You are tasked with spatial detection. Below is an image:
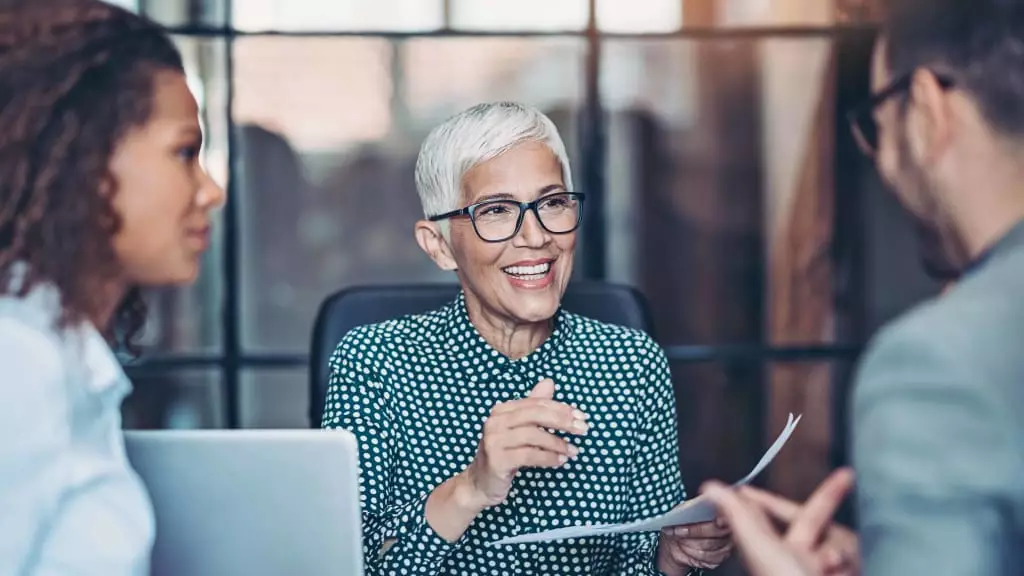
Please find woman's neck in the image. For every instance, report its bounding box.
[464,294,552,360]
[90,279,127,335]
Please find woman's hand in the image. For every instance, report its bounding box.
[657,518,734,574]
[426,378,587,542]
[460,378,588,509]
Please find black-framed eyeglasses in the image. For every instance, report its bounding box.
[847,71,955,156]
[429,192,586,243]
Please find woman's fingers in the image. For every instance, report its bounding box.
[527,378,555,399]
[504,446,572,470]
[498,426,578,458]
[494,401,590,436]
[671,519,732,539]
[665,539,733,570]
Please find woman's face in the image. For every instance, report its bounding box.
[108,69,225,287]
[445,142,577,325]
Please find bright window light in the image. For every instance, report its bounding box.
[597,0,683,33]
[233,0,444,32]
[450,0,589,31]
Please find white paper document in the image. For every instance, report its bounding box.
[489,413,802,546]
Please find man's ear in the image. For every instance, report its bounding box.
[415,220,458,271]
[906,69,953,165]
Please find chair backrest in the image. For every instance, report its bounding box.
[308,282,655,427]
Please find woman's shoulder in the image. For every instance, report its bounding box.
[0,294,69,408]
[0,285,66,356]
[329,306,450,365]
[0,278,62,331]
[562,311,665,362]
[563,311,659,348]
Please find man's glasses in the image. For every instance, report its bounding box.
[429,192,586,243]
[847,71,955,156]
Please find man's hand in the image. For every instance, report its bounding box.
[700,468,857,576]
[739,482,859,575]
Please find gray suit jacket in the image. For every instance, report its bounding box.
[852,221,1024,575]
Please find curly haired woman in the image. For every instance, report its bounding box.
[0,1,224,573]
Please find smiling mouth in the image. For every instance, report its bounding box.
[501,261,552,280]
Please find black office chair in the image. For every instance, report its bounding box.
[308,282,655,427]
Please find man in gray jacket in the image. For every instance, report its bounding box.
[700,0,1024,574]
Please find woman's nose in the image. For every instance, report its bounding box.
[513,208,551,247]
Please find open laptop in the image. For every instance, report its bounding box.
[124,429,364,576]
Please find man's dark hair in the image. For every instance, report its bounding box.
[884,0,1024,137]
[0,0,183,352]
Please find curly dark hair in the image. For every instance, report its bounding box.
[0,0,184,353]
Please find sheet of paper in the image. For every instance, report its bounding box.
[489,413,802,546]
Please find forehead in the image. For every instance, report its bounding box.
[147,69,199,125]
[461,142,564,202]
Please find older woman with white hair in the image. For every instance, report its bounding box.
[322,102,732,575]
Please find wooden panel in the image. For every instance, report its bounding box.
[765,45,839,500]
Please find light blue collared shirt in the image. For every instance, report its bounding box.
[0,280,154,575]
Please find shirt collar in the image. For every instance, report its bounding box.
[962,217,1024,278]
[77,321,126,394]
[443,291,572,377]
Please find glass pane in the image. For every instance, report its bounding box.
[234,37,585,353]
[240,369,309,428]
[102,0,139,11]
[671,358,850,504]
[139,0,227,28]
[138,37,228,354]
[232,0,443,32]
[715,0,835,26]
[602,37,844,345]
[449,0,588,31]
[597,0,682,32]
[122,369,224,429]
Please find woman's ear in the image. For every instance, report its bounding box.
[414,220,458,271]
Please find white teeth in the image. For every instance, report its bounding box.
[503,262,551,276]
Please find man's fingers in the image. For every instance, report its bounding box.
[739,485,802,524]
[786,467,855,548]
[701,482,777,554]
[818,547,847,572]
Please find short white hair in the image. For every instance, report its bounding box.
[414,102,574,219]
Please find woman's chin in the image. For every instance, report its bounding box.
[502,289,562,324]
[131,260,201,288]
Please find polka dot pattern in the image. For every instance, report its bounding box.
[322,292,693,575]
